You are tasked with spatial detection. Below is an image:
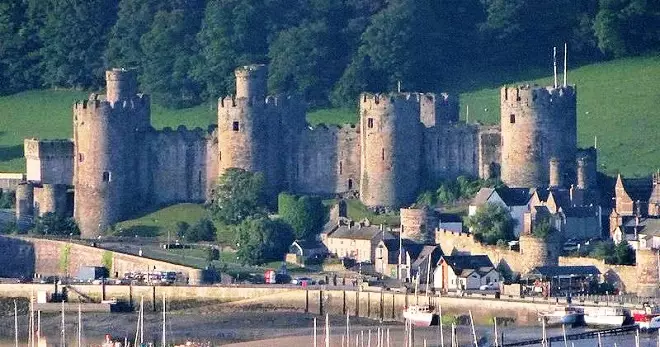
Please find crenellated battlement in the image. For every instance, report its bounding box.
[305,123,360,135]
[23,138,74,159]
[360,92,421,110]
[73,93,149,113]
[501,84,576,109]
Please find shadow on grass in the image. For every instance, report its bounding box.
[114,225,160,237]
[0,145,23,162]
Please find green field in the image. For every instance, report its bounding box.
[0,55,657,176]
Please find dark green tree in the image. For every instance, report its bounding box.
[464,203,516,245]
[139,6,203,108]
[531,216,556,240]
[205,246,220,262]
[105,0,163,68]
[589,240,616,263]
[175,221,190,240]
[185,218,216,243]
[208,168,268,225]
[234,217,294,266]
[613,240,635,265]
[39,0,118,89]
[594,0,660,57]
[277,193,326,240]
[33,213,80,236]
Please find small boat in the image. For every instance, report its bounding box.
[582,306,627,327]
[632,305,660,330]
[538,305,583,325]
[403,304,439,327]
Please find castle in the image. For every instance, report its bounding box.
[16,64,591,239]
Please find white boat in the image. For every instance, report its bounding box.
[403,305,438,326]
[583,306,627,327]
[539,305,583,325]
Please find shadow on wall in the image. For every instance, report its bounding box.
[603,269,625,293]
[0,236,35,277]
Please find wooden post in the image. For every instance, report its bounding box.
[391,294,395,320]
[319,290,324,316]
[343,290,347,315]
[367,292,371,318]
[305,289,309,313]
[152,286,156,312]
[356,291,360,317]
[380,291,384,321]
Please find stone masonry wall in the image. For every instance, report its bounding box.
[24,139,74,185]
[558,256,639,294]
[423,124,479,182]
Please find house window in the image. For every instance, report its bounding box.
[510,114,516,124]
[348,178,353,190]
[367,118,374,128]
[102,171,111,182]
[232,121,240,131]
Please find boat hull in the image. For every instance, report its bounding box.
[403,311,438,327]
[584,314,626,327]
[539,313,580,326]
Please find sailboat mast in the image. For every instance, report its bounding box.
[140,297,144,345]
[78,303,82,347]
[14,300,18,347]
[61,300,66,347]
[162,294,166,347]
[425,253,432,299]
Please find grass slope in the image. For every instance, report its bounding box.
[462,54,660,177]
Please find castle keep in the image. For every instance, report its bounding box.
[20,64,589,238]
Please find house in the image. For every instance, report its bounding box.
[322,220,393,263]
[526,188,602,240]
[433,255,499,291]
[286,240,328,266]
[469,187,533,237]
[609,174,655,233]
[612,217,660,250]
[374,238,442,282]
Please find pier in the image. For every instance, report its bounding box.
[500,325,639,346]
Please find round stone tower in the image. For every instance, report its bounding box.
[15,182,34,222]
[400,207,437,243]
[35,184,68,217]
[636,248,659,297]
[576,148,597,189]
[217,65,269,178]
[359,93,422,208]
[500,85,577,188]
[548,157,563,188]
[518,234,561,273]
[74,69,150,238]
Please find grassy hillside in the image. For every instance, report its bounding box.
[0,55,657,176]
[459,54,660,177]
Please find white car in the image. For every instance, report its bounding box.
[479,283,498,291]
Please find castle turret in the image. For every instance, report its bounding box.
[234,64,267,100]
[74,69,150,238]
[636,248,660,297]
[400,207,437,243]
[500,85,577,188]
[576,148,597,190]
[15,182,34,229]
[518,233,561,273]
[359,93,422,208]
[106,69,138,104]
[549,157,563,188]
[34,184,68,217]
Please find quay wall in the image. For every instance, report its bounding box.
[558,256,639,294]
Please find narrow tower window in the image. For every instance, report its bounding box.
[232,121,240,131]
[102,171,111,182]
[509,114,516,124]
[381,148,385,160]
[367,118,374,128]
[339,161,343,175]
[219,151,222,161]
[348,179,353,190]
[78,153,84,162]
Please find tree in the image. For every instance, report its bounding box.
[39,0,118,89]
[139,6,203,108]
[33,213,80,236]
[205,246,220,262]
[234,217,294,266]
[105,0,163,68]
[277,193,326,240]
[594,0,660,57]
[531,217,556,239]
[464,203,516,245]
[589,240,616,263]
[185,218,216,243]
[208,168,268,225]
[175,221,190,240]
[613,240,635,265]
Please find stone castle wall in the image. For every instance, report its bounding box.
[294,124,360,194]
[435,230,560,274]
[478,126,502,179]
[400,208,437,243]
[33,184,68,217]
[423,124,478,182]
[24,139,74,185]
[500,85,577,188]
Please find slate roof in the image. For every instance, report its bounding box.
[379,239,441,266]
[292,239,326,250]
[472,188,495,205]
[525,265,600,278]
[620,176,653,202]
[562,206,599,218]
[472,187,533,207]
[440,255,494,277]
[328,223,387,240]
[622,217,660,236]
[438,213,463,223]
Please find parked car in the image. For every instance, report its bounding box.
[479,283,499,291]
[291,277,315,285]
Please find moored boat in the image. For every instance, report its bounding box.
[632,305,660,330]
[403,305,439,327]
[538,305,583,325]
[582,306,627,327]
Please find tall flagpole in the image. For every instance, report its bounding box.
[563,42,568,87]
[553,46,558,88]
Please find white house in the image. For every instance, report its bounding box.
[469,187,533,237]
[433,255,500,291]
